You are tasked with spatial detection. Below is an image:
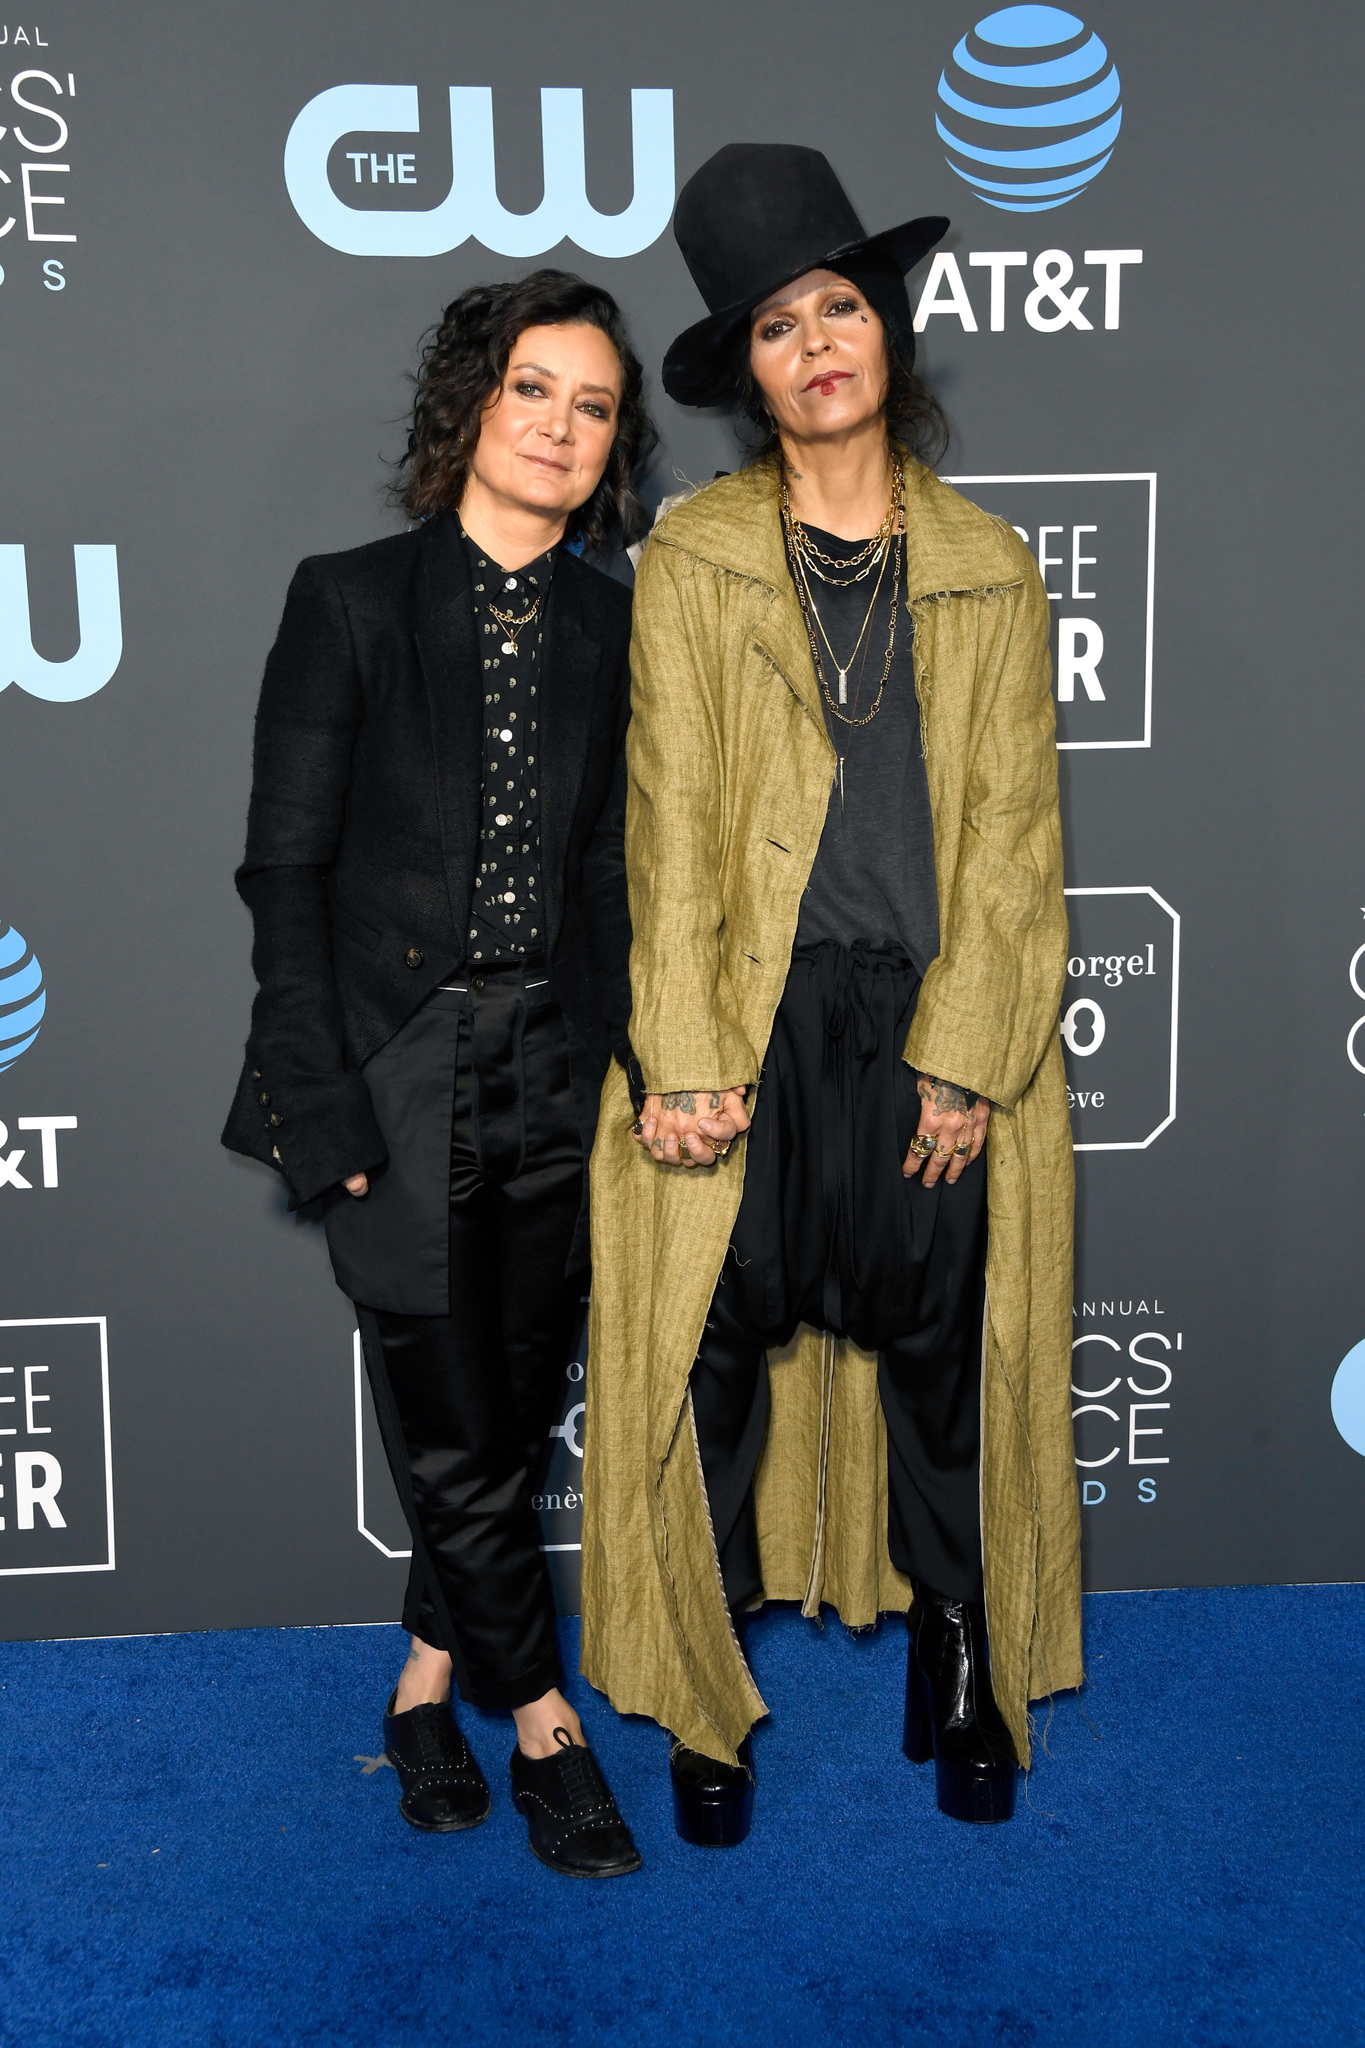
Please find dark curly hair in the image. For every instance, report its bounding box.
[392,270,655,549]
[733,329,949,471]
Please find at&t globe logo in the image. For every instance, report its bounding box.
[0,924,44,1073]
[937,4,1122,212]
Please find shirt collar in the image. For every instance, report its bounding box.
[458,518,557,597]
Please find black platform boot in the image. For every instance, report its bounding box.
[670,1735,755,1847]
[903,1587,1018,1824]
[382,1691,492,1833]
[509,1728,642,1878]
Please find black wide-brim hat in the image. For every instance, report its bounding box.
[662,143,948,409]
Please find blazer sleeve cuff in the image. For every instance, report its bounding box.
[221,1060,388,1208]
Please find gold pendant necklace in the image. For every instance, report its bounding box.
[783,460,905,734]
[781,461,905,700]
[489,594,542,657]
[795,533,893,704]
[790,527,904,747]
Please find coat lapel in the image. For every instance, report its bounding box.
[751,584,829,741]
[413,514,482,944]
[649,456,1028,755]
[539,551,601,952]
[711,466,829,737]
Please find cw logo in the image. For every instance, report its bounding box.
[0,546,121,702]
[284,84,674,259]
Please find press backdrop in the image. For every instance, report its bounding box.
[2,0,1362,1639]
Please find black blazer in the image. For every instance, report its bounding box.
[222,512,633,1209]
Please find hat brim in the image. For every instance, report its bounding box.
[661,215,949,409]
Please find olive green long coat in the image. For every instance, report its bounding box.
[581,457,1081,1766]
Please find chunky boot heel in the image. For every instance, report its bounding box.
[933,1751,1017,1825]
[910,1583,1020,1826]
[902,1611,933,1764]
[670,1735,755,1847]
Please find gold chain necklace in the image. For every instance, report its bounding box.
[791,538,902,813]
[782,470,901,588]
[791,533,902,730]
[782,459,905,713]
[792,529,893,707]
[783,462,906,813]
[488,593,542,657]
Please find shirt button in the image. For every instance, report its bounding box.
[502,891,516,904]
[505,576,517,590]
[258,1092,270,1106]
[269,1112,284,1128]
[496,813,511,825]
[471,975,485,993]
[499,729,512,742]
[404,947,424,969]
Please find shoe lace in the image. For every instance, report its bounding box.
[551,1728,609,1817]
[411,1704,463,1772]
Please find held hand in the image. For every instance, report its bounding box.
[632,1087,751,1168]
[343,1172,369,1198]
[903,1075,990,1188]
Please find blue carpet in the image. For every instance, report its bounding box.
[1,1586,1362,2046]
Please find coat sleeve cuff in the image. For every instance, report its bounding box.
[221,1059,388,1207]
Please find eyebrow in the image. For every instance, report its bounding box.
[754,282,856,320]
[512,360,617,399]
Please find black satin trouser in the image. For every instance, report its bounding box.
[690,942,989,1614]
[356,965,584,1711]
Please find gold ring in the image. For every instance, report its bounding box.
[710,1139,731,1158]
[934,1145,954,1159]
[908,1133,936,1158]
[954,1140,971,1156]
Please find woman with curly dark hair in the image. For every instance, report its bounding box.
[223,270,651,1878]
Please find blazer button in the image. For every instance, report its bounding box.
[252,1069,262,1081]
[269,1112,284,1128]
[471,975,485,993]
[404,947,424,969]
[258,1092,270,1106]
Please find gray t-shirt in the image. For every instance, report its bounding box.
[792,526,939,975]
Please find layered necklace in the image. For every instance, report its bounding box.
[782,458,906,807]
[488,592,542,657]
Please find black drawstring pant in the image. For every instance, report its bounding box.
[689,942,989,1615]
[356,965,584,1711]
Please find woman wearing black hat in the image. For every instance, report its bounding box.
[581,147,1081,1845]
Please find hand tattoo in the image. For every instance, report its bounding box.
[917,1075,977,1116]
[660,1091,722,1114]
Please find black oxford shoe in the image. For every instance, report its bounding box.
[509,1728,642,1878]
[904,1587,1018,1824]
[670,1735,755,1847]
[382,1691,491,1833]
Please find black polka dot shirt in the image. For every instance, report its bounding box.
[462,522,554,965]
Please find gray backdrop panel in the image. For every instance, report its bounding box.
[1,0,1361,1640]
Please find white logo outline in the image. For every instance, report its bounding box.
[1063,885,1180,1152]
